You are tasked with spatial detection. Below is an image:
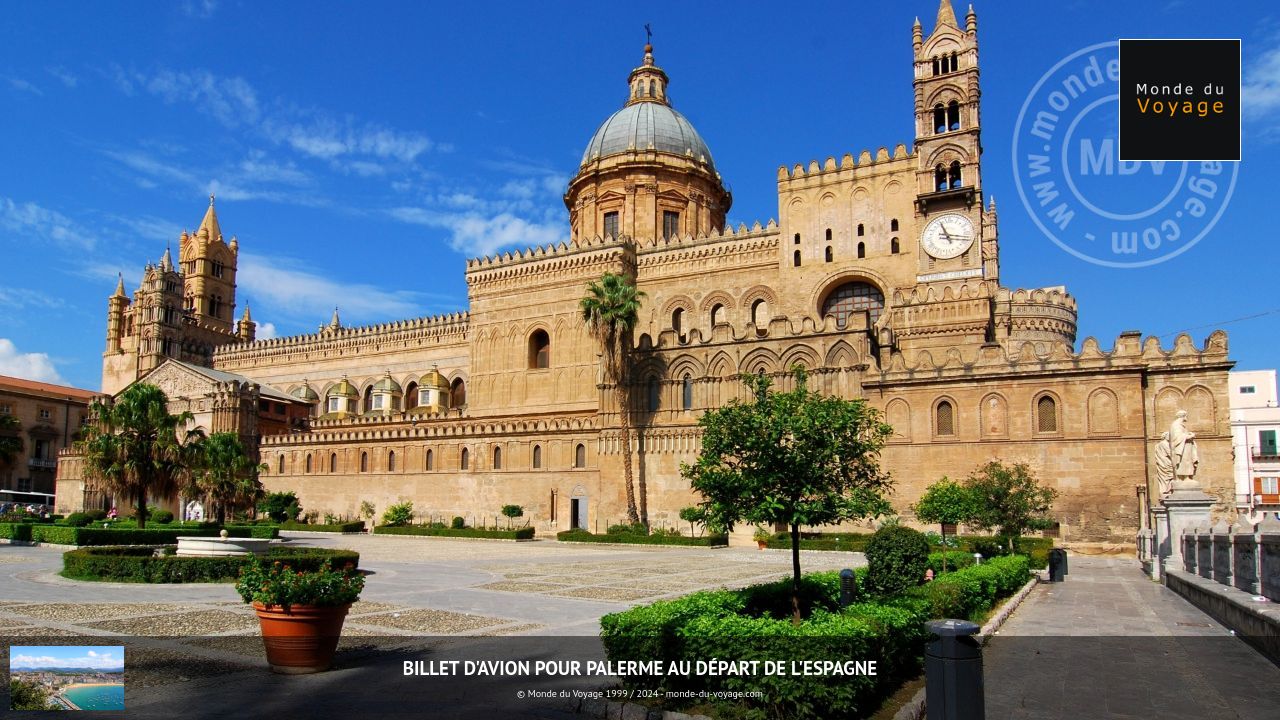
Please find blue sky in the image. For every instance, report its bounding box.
[9,646,124,671]
[0,0,1276,391]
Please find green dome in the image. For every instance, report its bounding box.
[329,378,357,397]
[373,374,403,394]
[292,384,319,402]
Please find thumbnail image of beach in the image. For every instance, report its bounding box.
[9,645,125,710]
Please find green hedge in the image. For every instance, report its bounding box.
[926,551,977,574]
[0,523,33,541]
[21,524,279,546]
[556,529,728,547]
[61,546,360,583]
[375,525,535,540]
[600,557,1029,719]
[765,532,1054,568]
[281,520,366,533]
[763,531,872,552]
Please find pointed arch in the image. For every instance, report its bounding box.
[824,340,858,368]
[980,392,1008,438]
[885,398,911,442]
[1087,387,1119,436]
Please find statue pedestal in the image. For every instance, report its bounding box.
[1152,484,1214,581]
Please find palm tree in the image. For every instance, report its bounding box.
[79,383,202,529]
[0,414,22,472]
[581,272,647,526]
[192,432,265,525]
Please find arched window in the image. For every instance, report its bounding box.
[935,165,948,191]
[493,446,502,470]
[277,455,284,474]
[857,242,866,259]
[891,218,899,232]
[405,382,419,410]
[672,308,684,335]
[793,233,800,244]
[360,452,368,473]
[793,250,801,267]
[751,298,768,326]
[711,304,726,325]
[649,80,655,97]
[947,101,961,131]
[329,453,337,473]
[460,447,470,470]
[647,377,660,411]
[682,375,693,410]
[936,401,955,436]
[305,454,312,473]
[825,228,832,241]
[450,378,466,407]
[934,104,946,134]
[821,281,885,328]
[932,57,940,76]
[529,329,550,369]
[425,448,434,471]
[532,445,542,469]
[857,223,864,236]
[825,246,833,263]
[1036,395,1058,433]
[948,161,962,189]
[574,443,586,468]
[388,451,396,472]
[362,386,373,413]
[891,237,900,254]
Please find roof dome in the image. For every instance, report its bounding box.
[329,378,357,397]
[581,103,716,173]
[373,374,402,394]
[292,383,319,402]
[419,365,449,389]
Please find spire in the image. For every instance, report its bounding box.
[329,307,341,329]
[936,0,958,29]
[241,303,253,323]
[966,4,977,34]
[913,16,923,49]
[112,273,126,298]
[160,246,173,272]
[197,193,221,241]
[626,31,670,107]
[228,234,239,253]
[237,303,256,341]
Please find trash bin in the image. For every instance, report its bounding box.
[1048,548,1068,582]
[924,619,984,720]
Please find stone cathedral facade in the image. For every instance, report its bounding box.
[68,1,1233,546]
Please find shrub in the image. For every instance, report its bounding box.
[258,491,301,523]
[281,520,365,533]
[969,537,1007,559]
[500,504,523,519]
[911,555,1029,621]
[382,501,414,527]
[926,551,976,574]
[555,529,727,547]
[236,554,363,609]
[85,509,108,521]
[0,523,33,541]
[450,516,465,529]
[374,524,534,540]
[865,525,930,596]
[152,510,174,524]
[31,524,279,546]
[763,531,873,552]
[607,522,649,535]
[62,546,360,583]
[64,513,92,527]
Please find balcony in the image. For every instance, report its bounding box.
[27,458,57,470]
[1251,445,1280,463]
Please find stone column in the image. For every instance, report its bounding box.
[1155,482,1214,581]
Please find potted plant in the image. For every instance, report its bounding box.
[753,526,772,550]
[236,555,365,674]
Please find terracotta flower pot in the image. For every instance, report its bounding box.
[253,601,351,674]
[757,540,768,550]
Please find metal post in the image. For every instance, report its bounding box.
[839,568,858,607]
[925,619,983,720]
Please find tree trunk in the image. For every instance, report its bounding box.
[790,522,802,626]
[136,493,147,530]
[940,525,947,574]
[614,383,640,526]
[217,503,227,527]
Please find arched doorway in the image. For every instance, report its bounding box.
[569,484,589,531]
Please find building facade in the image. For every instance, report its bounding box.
[61,1,1235,546]
[1228,370,1280,517]
[1,375,95,502]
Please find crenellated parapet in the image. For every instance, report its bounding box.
[212,311,470,368]
[776,144,914,185]
[636,222,779,276]
[261,412,598,448]
[995,285,1079,347]
[464,235,630,294]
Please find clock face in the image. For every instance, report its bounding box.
[920,213,975,259]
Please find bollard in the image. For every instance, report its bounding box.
[839,568,858,607]
[1048,548,1068,582]
[925,619,984,720]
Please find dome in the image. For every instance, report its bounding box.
[419,366,449,389]
[581,102,716,174]
[373,373,402,394]
[292,383,319,402]
[329,378,357,397]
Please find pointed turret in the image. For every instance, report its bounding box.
[228,235,239,254]
[236,303,256,342]
[197,193,222,241]
[936,0,958,29]
[112,273,126,298]
[966,4,977,35]
[913,17,923,51]
[160,246,173,272]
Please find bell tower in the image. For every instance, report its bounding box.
[912,2,994,281]
[180,195,238,333]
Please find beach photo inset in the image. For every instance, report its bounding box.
[9,645,125,711]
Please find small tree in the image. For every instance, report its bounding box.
[963,461,1058,552]
[192,432,265,526]
[383,501,414,527]
[501,504,524,529]
[258,491,301,523]
[0,414,23,471]
[359,500,376,525]
[684,368,893,623]
[912,477,978,573]
[678,506,705,538]
[9,677,56,711]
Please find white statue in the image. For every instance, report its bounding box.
[1154,431,1174,498]
[186,500,204,522]
[1169,410,1199,485]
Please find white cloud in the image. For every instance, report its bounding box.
[255,321,278,340]
[110,214,183,244]
[388,207,565,258]
[182,0,218,19]
[102,149,323,206]
[0,287,65,310]
[263,116,434,165]
[11,650,121,670]
[0,197,94,250]
[237,253,425,325]
[108,66,258,127]
[8,76,43,96]
[1244,38,1280,122]
[0,338,66,384]
[46,66,78,88]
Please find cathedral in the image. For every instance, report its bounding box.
[62,1,1233,547]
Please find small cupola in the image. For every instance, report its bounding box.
[626,43,669,106]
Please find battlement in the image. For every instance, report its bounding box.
[212,311,470,365]
[640,312,872,353]
[777,144,914,183]
[261,412,597,447]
